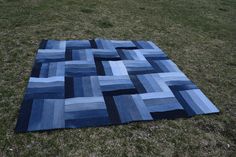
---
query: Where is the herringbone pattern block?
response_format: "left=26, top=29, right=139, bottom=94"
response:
left=15, top=39, right=219, bottom=132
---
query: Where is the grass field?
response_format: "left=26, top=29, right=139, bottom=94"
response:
left=0, top=0, right=235, bottom=156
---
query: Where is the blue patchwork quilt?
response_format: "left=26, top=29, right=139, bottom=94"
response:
left=15, top=39, right=219, bottom=132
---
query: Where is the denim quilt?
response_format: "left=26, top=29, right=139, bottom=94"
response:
left=15, top=39, right=219, bottom=132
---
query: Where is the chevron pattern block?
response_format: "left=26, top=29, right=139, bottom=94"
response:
left=15, top=39, right=219, bottom=132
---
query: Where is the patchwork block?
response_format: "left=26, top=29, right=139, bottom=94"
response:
left=15, top=38, right=219, bottom=132
left=64, top=97, right=110, bottom=128
left=25, top=77, right=64, bottom=99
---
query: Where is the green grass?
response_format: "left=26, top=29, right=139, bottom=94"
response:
left=0, top=0, right=235, bottom=156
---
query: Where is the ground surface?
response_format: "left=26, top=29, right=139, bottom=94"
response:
left=0, top=0, right=235, bottom=156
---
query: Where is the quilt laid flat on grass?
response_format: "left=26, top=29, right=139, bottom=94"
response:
left=15, top=39, right=219, bottom=132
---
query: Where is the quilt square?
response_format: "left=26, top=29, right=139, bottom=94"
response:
left=15, top=38, right=219, bottom=132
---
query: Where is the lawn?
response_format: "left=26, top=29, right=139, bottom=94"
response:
left=0, top=0, right=235, bottom=156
